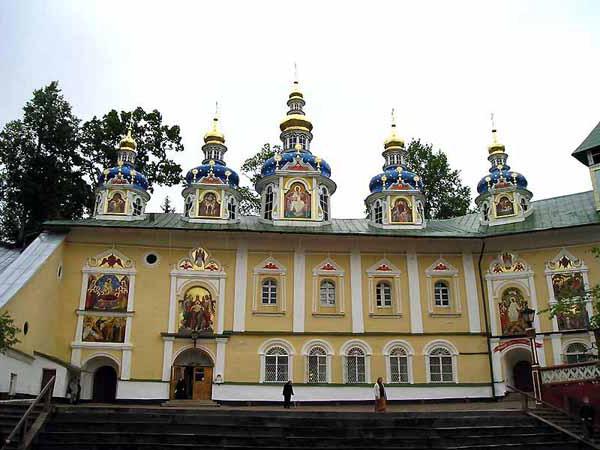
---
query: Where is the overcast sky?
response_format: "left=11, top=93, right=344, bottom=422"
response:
left=1, top=0, right=599, bottom=218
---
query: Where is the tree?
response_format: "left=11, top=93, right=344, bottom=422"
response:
left=0, top=82, right=92, bottom=246
left=80, top=107, right=184, bottom=198
left=404, top=139, right=472, bottom=219
left=161, top=195, right=176, bottom=213
left=0, top=311, right=20, bottom=353
left=236, top=143, right=278, bottom=215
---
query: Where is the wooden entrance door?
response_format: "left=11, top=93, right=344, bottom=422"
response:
left=513, top=360, right=533, bottom=392
left=192, top=367, right=212, bottom=400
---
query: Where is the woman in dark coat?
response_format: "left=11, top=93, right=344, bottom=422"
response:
left=175, top=376, right=187, bottom=399
left=282, top=380, right=294, bottom=408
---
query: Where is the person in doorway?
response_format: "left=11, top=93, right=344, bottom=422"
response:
left=580, top=396, right=595, bottom=439
left=175, top=375, right=187, bottom=400
left=374, top=377, right=387, bottom=412
left=282, top=380, right=294, bottom=409
left=66, top=376, right=81, bottom=405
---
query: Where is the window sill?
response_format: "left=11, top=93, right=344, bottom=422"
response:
left=312, top=312, right=345, bottom=317
left=369, top=313, right=402, bottom=318
left=252, top=311, right=286, bottom=316
left=429, top=312, right=462, bottom=318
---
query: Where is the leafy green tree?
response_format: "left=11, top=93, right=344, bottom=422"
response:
left=0, top=82, right=92, bottom=246
left=404, top=139, right=472, bottom=219
left=0, top=311, right=20, bottom=353
left=79, top=107, right=184, bottom=198
left=160, top=195, right=176, bottom=213
left=237, top=143, right=278, bottom=215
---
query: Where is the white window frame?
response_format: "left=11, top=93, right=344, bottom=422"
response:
left=366, top=259, right=402, bottom=316
left=311, top=258, right=345, bottom=315
left=340, top=340, right=372, bottom=384
left=424, top=340, right=458, bottom=384
left=376, top=281, right=393, bottom=307
left=383, top=340, right=414, bottom=384
left=319, top=186, right=330, bottom=221
left=259, top=339, right=295, bottom=383
left=261, top=278, right=278, bottom=305
left=302, top=340, right=334, bottom=384
left=425, top=258, right=461, bottom=316
left=434, top=281, right=450, bottom=307
left=319, top=280, right=336, bottom=306
left=252, top=256, right=287, bottom=314
left=263, top=184, right=274, bottom=220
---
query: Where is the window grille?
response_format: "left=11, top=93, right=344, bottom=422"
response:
left=434, top=281, right=450, bottom=307
left=429, top=347, right=453, bottom=382
left=346, top=347, right=366, bottom=383
left=374, top=201, right=383, bottom=224
left=228, top=197, right=236, bottom=220
left=564, top=342, right=589, bottom=364
left=264, top=186, right=274, bottom=220
left=320, top=187, right=329, bottom=221
left=265, top=346, right=288, bottom=382
left=319, top=280, right=336, bottom=306
left=376, top=282, right=392, bottom=307
left=133, top=198, right=142, bottom=216
left=261, top=279, right=277, bottom=305
left=389, top=347, right=409, bottom=383
left=308, top=347, right=327, bottom=383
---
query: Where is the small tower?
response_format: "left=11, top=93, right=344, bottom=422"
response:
left=572, top=120, right=600, bottom=210
left=182, top=110, right=241, bottom=223
left=475, top=117, right=532, bottom=226
left=365, top=110, right=426, bottom=229
left=256, top=75, right=336, bottom=226
left=94, top=126, right=150, bottom=221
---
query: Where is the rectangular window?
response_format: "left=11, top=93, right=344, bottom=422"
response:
left=265, top=355, right=288, bottom=382
left=434, top=284, right=450, bottom=307
left=430, top=356, right=453, bottom=382
left=376, top=283, right=392, bottom=307
left=261, top=281, right=277, bottom=305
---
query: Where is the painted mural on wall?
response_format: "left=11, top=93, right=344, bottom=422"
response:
left=198, top=191, right=221, bottom=217
left=499, top=287, right=528, bottom=335
left=495, top=195, right=515, bottom=217
left=178, top=286, right=216, bottom=333
left=178, top=247, right=220, bottom=272
left=85, top=273, right=129, bottom=311
left=390, top=197, right=413, bottom=223
left=552, top=272, right=588, bottom=330
left=107, top=192, right=126, bottom=214
left=82, top=316, right=126, bottom=342
left=284, top=182, right=311, bottom=218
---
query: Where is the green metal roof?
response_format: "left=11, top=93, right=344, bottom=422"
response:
left=573, top=121, right=600, bottom=164
left=44, top=191, right=600, bottom=239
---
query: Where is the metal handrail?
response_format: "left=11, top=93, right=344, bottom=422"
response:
left=2, top=375, right=55, bottom=450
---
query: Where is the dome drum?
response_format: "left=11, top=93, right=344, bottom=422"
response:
left=365, top=191, right=426, bottom=230
left=94, top=186, right=150, bottom=221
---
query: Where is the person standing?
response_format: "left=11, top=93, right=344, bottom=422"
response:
left=283, top=380, right=294, bottom=409
left=374, top=377, right=387, bottom=412
left=66, top=376, right=80, bottom=405
left=175, top=375, right=187, bottom=400
left=580, top=396, right=595, bottom=439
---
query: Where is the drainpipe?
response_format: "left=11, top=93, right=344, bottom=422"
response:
left=477, top=238, right=498, bottom=400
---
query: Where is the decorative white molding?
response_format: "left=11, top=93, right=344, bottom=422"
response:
left=340, top=339, right=372, bottom=384
left=423, top=340, right=459, bottom=384
left=252, top=256, right=288, bottom=313
left=233, top=243, right=248, bottom=332
left=293, top=248, right=306, bottom=332
left=311, top=257, right=346, bottom=314
left=366, top=258, right=402, bottom=316
left=424, top=258, right=461, bottom=315
left=462, top=253, right=481, bottom=332
left=382, top=340, right=415, bottom=384
left=215, top=337, right=228, bottom=382
left=541, top=363, right=600, bottom=384
left=258, top=338, right=295, bottom=383
left=350, top=249, right=364, bottom=333
left=161, top=337, right=174, bottom=381
left=406, top=253, right=423, bottom=333
left=301, top=339, right=335, bottom=384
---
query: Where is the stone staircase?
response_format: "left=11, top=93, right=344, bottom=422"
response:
left=529, top=407, right=596, bottom=443
left=27, top=406, right=593, bottom=450
left=0, top=401, right=43, bottom=449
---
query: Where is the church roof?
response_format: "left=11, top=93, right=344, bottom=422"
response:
left=573, top=120, right=600, bottom=164
left=45, top=191, right=599, bottom=238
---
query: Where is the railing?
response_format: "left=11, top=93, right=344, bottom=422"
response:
left=1, top=375, right=55, bottom=450
left=508, top=384, right=600, bottom=450
left=539, top=360, right=600, bottom=385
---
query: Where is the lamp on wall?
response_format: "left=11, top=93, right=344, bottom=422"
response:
left=522, top=307, right=536, bottom=329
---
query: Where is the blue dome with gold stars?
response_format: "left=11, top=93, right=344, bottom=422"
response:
left=476, top=164, right=528, bottom=195
left=369, top=167, right=424, bottom=194
left=99, top=163, right=149, bottom=191
left=185, top=162, right=240, bottom=188
left=261, top=150, right=332, bottom=178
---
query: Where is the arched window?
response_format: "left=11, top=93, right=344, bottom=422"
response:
left=133, top=198, right=143, bottom=216
left=374, top=200, right=383, bottom=224
left=319, top=280, right=336, bottom=306
left=564, top=342, right=589, bottom=364
left=264, top=185, right=274, bottom=220
left=376, top=281, right=392, bottom=307
left=227, top=197, right=236, bottom=220
left=389, top=347, right=409, bottom=383
left=308, top=346, right=327, bottom=383
left=320, top=187, right=329, bottom=221
left=434, top=281, right=450, bottom=307
left=482, top=202, right=490, bottom=221
left=428, top=347, right=454, bottom=383
left=264, top=346, right=288, bottom=382
left=185, top=196, right=193, bottom=217
left=520, top=197, right=528, bottom=212
left=346, top=347, right=366, bottom=383
left=261, top=279, right=277, bottom=305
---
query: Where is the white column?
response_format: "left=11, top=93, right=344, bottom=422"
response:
left=406, top=252, right=423, bottom=334
left=217, top=277, right=226, bottom=335
left=490, top=338, right=504, bottom=396
left=462, top=253, right=481, bottom=333
left=486, top=279, right=498, bottom=336
left=121, top=349, right=132, bottom=380
left=215, top=338, right=228, bottom=381
left=167, top=274, right=177, bottom=333
left=162, top=337, right=174, bottom=381
left=550, top=333, right=562, bottom=365
left=528, top=275, right=540, bottom=331
left=350, top=248, right=364, bottom=333
left=233, top=243, right=248, bottom=332
left=293, top=248, right=306, bottom=333
left=536, top=335, right=546, bottom=367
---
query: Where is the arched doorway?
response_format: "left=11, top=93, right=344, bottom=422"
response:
left=92, top=366, right=117, bottom=402
left=503, top=347, right=533, bottom=392
left=171, top=348, right=214, bottom=400
left=513, top=360, right=533, bottom=392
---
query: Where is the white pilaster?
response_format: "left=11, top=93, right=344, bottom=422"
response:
left=217, top=278, right=226, bottom=334
left=462, top=253, right=481, bottom=333
left=233, top=243, right=248, bottom=332
left=550, top=333, right=562, bottom=365
left=121, top=349, right=132, bottom=380
left=293, top=248, right=306, bottom=333
left=528, top=274, right=540, bottom=331
left=486, top=279, right=498, bottom=336
left=162, top=337, right=174, bottom=381
left=215, top=337, right=228, bottom=381
left=350, top=248, right=364, bottom=333
left=536, top=336, right=546, bottom=367
left=168, top=274, right=177, bottom=333
left=406, top=252, right=423, bottom=334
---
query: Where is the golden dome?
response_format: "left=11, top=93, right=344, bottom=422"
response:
left=119, top=126, right=137, bottom=151
left=204, top=117, right=225, bottom=144
left=280, top=113, right=313, bottom=132
left=383, top=110, right=404, bottom=150
left=488, top=129, right=506, bottom=154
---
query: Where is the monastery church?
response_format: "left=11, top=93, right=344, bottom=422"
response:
left=1, top=79, right=600, bottom=403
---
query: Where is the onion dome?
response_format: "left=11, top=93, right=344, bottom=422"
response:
left=476, top=128, right=528, bottom=194
left=98, top=126, right=148, bottom=191
left=184, top=113, right=239, bottom=188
